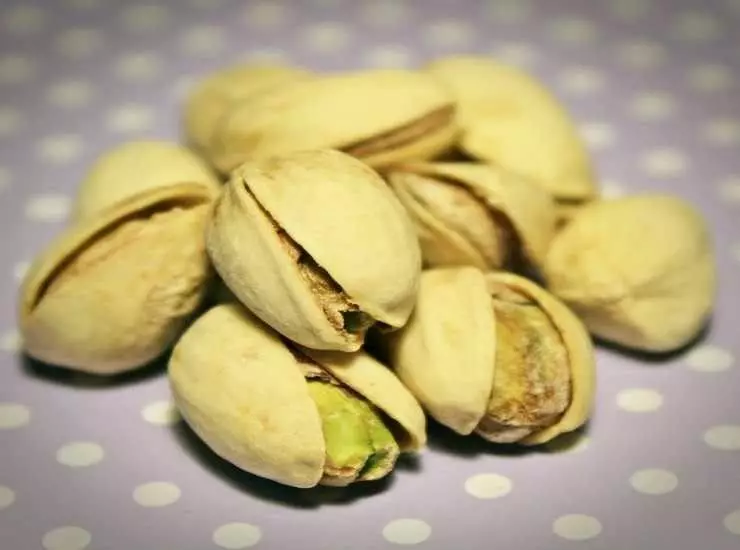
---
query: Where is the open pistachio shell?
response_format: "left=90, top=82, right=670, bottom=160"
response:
left=72, top=140, right=221, bottom=224
left=544, top=194, right=716, bottom=353
left=208, top=69, right=457, bottom=174
left=387, top=162, right=557, bottom=271
left=206, top=149, right=422, bottom=351
left=19, top=183, right=214, bottom=375
left=425, top=56, right=597, bottom=204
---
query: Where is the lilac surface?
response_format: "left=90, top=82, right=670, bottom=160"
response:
left=1, top=0, right=740, bottom=549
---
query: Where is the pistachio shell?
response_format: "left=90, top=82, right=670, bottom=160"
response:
left=206, top=149, right=421, bottom=351
left=209, top=69, right=457, bottom=174
left=544, top=194, right=716, bottom=353
left=425, top=56, right=597, bottom=203
left=72, top=141, right=221, bottom=223
left=20, top=183, right=214, bottom=375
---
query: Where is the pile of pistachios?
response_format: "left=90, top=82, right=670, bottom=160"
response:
left=18, top=55, right=716, bottom=490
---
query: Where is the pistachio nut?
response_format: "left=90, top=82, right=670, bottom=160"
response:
left=72, top=140, right=221, bottom=224
left=183, top=63, right=313, bottom=155
left=544, top=194, right=716, bottom=353
left=385, top=267, right=595, bottom=445
left=208, top=69, right=458, bottom=174
left=425, top=56, right=598, bottom=207
left=206, top=149, right=422, bottom=351
left=387, top=162, right=557, bottom=272
left=19, top=183, right=214, bottom=375
left=168, top=302, right=426, bottom=488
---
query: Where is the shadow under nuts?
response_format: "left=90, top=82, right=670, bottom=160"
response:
left=384, top=267, right=595, bottom=445
left=206, top=149, right=422, bottom=352
left=168, top=303, right=426, bottom=489
left=19, top=183, right=214, bottom=375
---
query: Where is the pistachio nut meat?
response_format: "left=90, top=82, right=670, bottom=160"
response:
left=207, top=69, right=458, bottom=174
left=544, top=194, right=716, bottom=353
left=425, top=56, right=598, bottom=211
left=19, top=183, right=214, bottom=375
left=386, top=162, right=557, bottom=272
left=71, top=140, right=221, bottom=224
left=206, top=149, right=422, bottom=351
left=168, top=302, right=426, bottom=488
left=385, top=267, right=595, bottom=445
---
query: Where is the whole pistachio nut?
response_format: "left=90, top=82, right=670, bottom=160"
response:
left=544, top=194, right=716, bottom=353
left=208, top=69, right=458, bottom=174
left=72, top=140, right=221, bottom=224
left=386, top=267, right=595, bottom=445
left=387, top=162, right=557, bottom=272
left=206, top=149, right=422, bottom=351
left=425, top=56, right=598, bottom=209
left=168, top=302, right=426, bottom=488
left=183, top=63, right=314, bottom=155
left=19, top=183, right=214, bottom=375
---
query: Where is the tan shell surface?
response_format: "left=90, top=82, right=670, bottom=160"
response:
left=425, top=56, right=597, bottom=202
left=168, top=303, right=326, bottom=489
left=544, top=194, right=716, bottom=352
left=20, top=183, right=214, bottom=375
left=72, top=140, right=221, bottom=223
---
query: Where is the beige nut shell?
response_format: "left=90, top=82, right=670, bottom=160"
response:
left=20, top=183, right=214, bottom=375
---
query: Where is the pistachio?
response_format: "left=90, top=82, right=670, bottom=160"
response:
left=168, top=302, right=425, bottom=488
left=19, top=184, right=214, bottom=375
left=207, top=69, right=458, bottom=174
left=387, top=162, right=557, bottom=272
left=72, top=140, right=221, bottom=224
left=425, top=56, right=598, bottom=208
left=385, top=267, right=595, bottom=445
left=544, top=194, right=716, bottom=352
left=206, top=149, right=422, bottom=351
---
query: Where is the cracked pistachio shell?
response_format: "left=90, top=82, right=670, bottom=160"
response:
left=425, top=56, right=597, bottom=204
left=183, top=63, right=314, bottom=154
left=544, top=194, right=716, bottom=353
left=72, top=141, right=221, bottom=224
left=19, top=183, right=214, bottom=375
left=167, top=302, right=426, bottom=489
left=387, top=162, right=557, bottom=271
left=208, top=69, right=458, bottom=174
left=206, top=149, right=422, bottom=351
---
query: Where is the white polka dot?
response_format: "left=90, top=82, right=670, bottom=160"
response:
left=689, top=64, right=733, bottom=92
left=3, top=6, right=46, bottom=35
left=180, top=25, right=226, bottom=57
left=0, top=106, right=21, bottom=136
left=549, top=16, right=598, bottom=44
left=37, top=135, right=83, bottom=164
left=601, top=180, right=626, bottom=199
left=0, top=54, right=36, bottom=84
left=0, top=485, right=15, bottom=509
left=464, top=473, right=513, bottom=499
left=46, top=80, right=93, bottom=108
left=13, top=261, right=29, bottom=282
left=243, top=2, right=287, bottom=27
left=718, top=176, right=740, bottom=204
left=133, top=482, right=181, bottom=507
left=553, top=514, right=602, bottom=541
left=303, top=22, right=350, bottom=52
left=685, top=345, right=734, bottom=372
left=213, top=523, right=263, bottom=549
left=725, top=509, right=740, bottom=536
left=56, top=442, right=105, bottom=468
left=616, top=388, right=664, bottom=412
left=382, top=519, right=432, bottom=545
left=363, top=45, right=412, bottom=68
left=559, top=66, right=605, bottom=94
left=704, top=425, right=740, bottom=451
left=485, top=0, right=533, bottom=24
left=115, top=52, right=161, bottom=81
left=545, top=431, right=591, bottom=453
left=423, top=20, right=473, bottom=48
left=642, top=148, right=688, bottom=178
left=610, top=0, right=652, bottom=20
left=630, top=91, right=677, bottom=120
left=493, top=42, right=539, bottom=67
left=25, top=194, right=72, bottom=222
left=141, top=400, right=180, bottom=426
left=0, top=403, right=30, bottom=429
left=703, top=119, right=740, bottom=146
left=630, top=468, right=678, bottom=495
left=56, top=28, right=103, bottom=58
left=106, top=104, right=154, bottom=133
left=42, top=526, right=91, bottom=550
left=617, top=40, right=665, bottom=69
left=1, top=329, right=21, bottom=352
left=361, top=1, right=410, bottom=27
left=121, top=4, right=170, bottom=32
left=580, top=122, right=616, bottom=149
left=671, top=11, right=722, bottom=42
